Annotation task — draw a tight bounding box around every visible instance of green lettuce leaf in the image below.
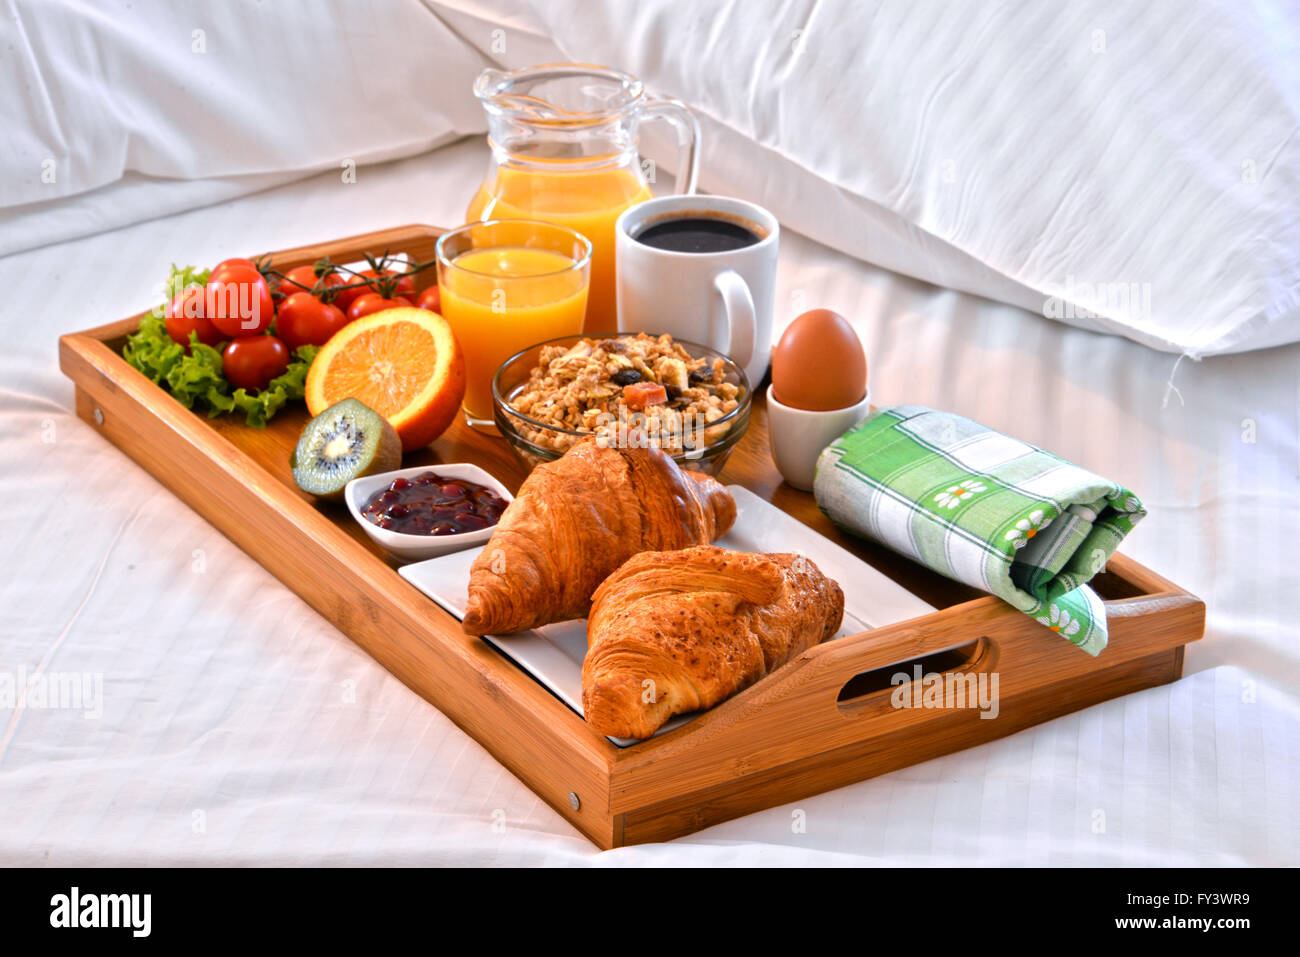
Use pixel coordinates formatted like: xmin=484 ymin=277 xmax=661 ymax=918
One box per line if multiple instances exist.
xmin=149 ymin=263 xmax=212 ymax=319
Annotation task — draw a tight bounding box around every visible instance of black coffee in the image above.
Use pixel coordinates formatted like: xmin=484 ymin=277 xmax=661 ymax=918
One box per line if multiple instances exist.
xmin=635 ymin=216 xmax=761 ymax=253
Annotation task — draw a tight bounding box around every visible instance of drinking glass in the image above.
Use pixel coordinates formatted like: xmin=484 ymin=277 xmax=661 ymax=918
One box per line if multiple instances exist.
xmin=436 ymin=219 xmax=592 ymax=429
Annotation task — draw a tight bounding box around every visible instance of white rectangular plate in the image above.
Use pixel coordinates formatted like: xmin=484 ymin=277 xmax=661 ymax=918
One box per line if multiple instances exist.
xmin=399 ymin=485 xmax=936 ymax=746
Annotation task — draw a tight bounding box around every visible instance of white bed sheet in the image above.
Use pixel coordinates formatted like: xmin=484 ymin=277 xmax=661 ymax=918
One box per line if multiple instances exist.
xmin=0 ymin=139 xmax=1296 ymax=866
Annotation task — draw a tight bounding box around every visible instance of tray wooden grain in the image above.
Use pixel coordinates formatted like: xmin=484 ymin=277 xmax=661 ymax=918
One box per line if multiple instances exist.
xmin=58 ymin=223 xmax=1205 ymax=848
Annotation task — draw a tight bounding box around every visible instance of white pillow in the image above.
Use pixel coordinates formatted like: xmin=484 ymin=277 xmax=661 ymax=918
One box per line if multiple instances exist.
xmin=446 ymin=0 xmax=1300 ymax=356
xmin=0 ymin=0 xmax=490 ymax=252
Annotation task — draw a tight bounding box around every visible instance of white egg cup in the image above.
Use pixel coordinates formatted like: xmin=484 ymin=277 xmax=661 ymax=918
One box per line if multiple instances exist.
xmin=766 ymin=384 xmax=872 ymax=492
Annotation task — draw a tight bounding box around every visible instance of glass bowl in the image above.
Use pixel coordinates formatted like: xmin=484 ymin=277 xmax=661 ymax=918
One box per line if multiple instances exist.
xmin=492 ymin=334 xmax=751 ymax=476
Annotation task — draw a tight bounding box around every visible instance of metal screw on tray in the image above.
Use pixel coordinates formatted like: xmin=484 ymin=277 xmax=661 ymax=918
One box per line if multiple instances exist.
xmin=568 ymin=792 xmax=581 ymax=811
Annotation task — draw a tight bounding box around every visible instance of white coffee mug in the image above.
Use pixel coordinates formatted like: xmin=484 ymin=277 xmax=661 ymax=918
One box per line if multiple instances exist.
xmin=615 ymin=195 xmax=778 ymax=387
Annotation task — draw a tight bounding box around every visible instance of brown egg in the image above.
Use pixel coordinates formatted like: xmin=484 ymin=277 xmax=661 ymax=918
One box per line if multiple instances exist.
xmin=771 ymin=309 xmax=868 ymax=411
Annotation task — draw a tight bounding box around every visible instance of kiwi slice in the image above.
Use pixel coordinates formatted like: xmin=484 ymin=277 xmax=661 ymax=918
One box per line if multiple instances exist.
xmin=291 ymin=398 xmax=402 ymax=501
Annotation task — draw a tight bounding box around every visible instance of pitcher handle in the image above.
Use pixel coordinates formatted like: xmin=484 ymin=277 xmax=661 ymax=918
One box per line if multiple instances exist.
xmin=642 ymin=93 xmax=701 ymax=195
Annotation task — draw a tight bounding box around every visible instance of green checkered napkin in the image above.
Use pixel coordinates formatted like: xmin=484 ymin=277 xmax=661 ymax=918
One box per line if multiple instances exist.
xmin=813 ymin=405 xmax=1146 ymax=655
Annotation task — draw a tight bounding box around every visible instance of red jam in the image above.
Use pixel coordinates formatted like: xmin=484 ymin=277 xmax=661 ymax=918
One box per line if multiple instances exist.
xmin=361 ymin=472 xmax=508 ymax=536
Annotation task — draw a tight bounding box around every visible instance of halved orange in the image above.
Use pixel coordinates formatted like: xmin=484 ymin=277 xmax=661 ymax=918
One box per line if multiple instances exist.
xmin=305 ymin=307 xmax=465 ymax=452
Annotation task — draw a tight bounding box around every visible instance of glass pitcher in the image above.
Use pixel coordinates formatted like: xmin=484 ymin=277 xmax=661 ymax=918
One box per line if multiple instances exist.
xmin=465 ymin=63 xmax=700 ymax=334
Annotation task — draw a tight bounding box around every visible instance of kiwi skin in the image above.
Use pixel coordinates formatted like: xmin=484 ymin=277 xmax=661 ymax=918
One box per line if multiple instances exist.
xmin=292 ymin=398 xmax=402 ymax=502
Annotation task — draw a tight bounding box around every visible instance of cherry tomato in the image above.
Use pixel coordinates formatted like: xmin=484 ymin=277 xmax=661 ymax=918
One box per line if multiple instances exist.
xmin=415 ymin=285 xmax=442 ymax=313
xmin=276 ymin=292 xmax=349 ymax=349
xmin=222 ymin=335 xmax=290 ymax=392
xmin=347 ymin=292 xmax=412 ymax=322
xmin=206 ymin=265 xmax=275 ymax=337
xmin=212 ymin=258 xmax=260 ymax=280
xmin=330 ymin=275 xmax=372 ymax=315
xmin=360 ymin=267 xmax=415 ymax=300
xmin=164 ymin=285 xmax=224 ymax=348
xmin=276 ymin=265 xmax=343 ymax=301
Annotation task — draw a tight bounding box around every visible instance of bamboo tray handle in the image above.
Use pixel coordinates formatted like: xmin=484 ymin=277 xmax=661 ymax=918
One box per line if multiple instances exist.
xmin=627 ymin=580 xmax=1203 ymax=776
xmin=817 ymin=587 xmax=1200 ymax=715
xmin=810 ymin=599 xmax=1008 ymax=717
xmin=789 ymin=553 xmax=1203 ymax=709
xmin=611 ymin=584 xmax=1204 ymax=828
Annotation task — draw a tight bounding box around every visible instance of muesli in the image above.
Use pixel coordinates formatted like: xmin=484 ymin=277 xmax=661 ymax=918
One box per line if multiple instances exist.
xmin=507 ymin=333 xmax=744 ymax=454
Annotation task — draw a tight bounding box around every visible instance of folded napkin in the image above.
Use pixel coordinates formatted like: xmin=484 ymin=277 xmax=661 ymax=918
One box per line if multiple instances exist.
xmin=813 ymin=405 xmax=1147 ymax=655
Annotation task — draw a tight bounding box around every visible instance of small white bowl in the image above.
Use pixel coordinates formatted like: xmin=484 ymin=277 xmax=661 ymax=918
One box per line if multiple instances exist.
xmin=344 ymin=463 xmax=514 ymax=563
xmin=766 ymin=384 xmax=872 ymax=492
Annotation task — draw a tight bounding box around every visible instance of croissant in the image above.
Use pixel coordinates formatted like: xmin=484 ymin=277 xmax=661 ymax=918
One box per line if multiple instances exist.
xmin=582 ymin=545 xmax=845 ymax=739
xmin=461 ymin=438 xmax=737 ymax=635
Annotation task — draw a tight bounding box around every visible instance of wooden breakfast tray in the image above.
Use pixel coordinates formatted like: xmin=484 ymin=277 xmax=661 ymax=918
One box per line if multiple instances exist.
xmin=58 ymin=224 xmax=1205 ymax=849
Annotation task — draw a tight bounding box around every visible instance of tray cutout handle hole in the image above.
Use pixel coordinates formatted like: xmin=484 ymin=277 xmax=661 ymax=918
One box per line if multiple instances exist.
xmin=836 ymin=636 xmax=995 ymax=709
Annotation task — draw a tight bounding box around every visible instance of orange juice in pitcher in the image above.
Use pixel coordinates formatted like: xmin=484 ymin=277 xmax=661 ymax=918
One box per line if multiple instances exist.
xmin=466 ymin=65 xmax=700 ymax=334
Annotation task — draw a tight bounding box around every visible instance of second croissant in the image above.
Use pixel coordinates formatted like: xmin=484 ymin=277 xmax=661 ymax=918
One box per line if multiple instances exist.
xmin=582 ymin=545 xmax=845 ymax=739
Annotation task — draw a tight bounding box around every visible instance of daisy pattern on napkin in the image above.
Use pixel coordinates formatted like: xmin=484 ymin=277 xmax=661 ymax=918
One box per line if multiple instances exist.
xmin=934 ymin=479 xmax=986 ymax=509
xmin=1005 ymin=509 xmax=1052 ymax=550
xmin=1036 ymin=604 xmax=1080 ymax=638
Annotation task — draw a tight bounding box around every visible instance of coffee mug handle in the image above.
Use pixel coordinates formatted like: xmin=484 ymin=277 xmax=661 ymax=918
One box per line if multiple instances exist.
xmin=712 ymin=269 xmax=755 ymax=369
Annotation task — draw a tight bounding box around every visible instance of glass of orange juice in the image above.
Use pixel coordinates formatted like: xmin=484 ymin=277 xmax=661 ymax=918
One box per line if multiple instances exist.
xmin=436 ymin=219 xmax=592 ymax=429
